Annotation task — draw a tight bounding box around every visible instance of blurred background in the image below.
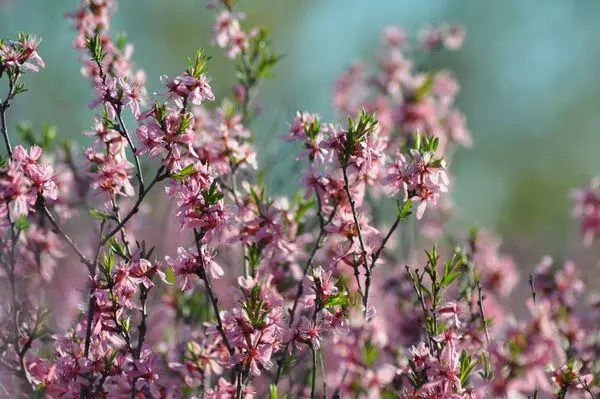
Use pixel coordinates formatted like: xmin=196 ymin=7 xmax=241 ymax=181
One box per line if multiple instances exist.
xmin=3 ymin=0 xmax=600 ymax=271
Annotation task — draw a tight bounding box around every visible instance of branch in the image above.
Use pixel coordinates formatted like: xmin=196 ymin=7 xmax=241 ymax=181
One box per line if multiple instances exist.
xmin=39 ymin=202 xmax=93 ymax=271
xmin=116 ymin=111 xmax=144 ymax=194
xmin=274 ymin=199 xmax=339 ymax=384
xmin=193 ymin=228 xmax=235 ymax=356
xmin=476 ymin=281 xmax=491 ymax=346
xmin=363 ymin=214 xmax=402 ymax=313
xmin=100 ymin=168 xmax=167 ymax=247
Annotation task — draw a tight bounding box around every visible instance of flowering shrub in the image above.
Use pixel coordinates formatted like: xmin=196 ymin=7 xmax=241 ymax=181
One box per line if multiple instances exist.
xmin=0 ymin=1 xmax=599 ymax=398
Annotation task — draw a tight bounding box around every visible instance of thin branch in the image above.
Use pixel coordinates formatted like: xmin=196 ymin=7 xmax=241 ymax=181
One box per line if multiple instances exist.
xmin=274 ymin=200 xmax=339 ymax=384
xmin=116 ymin=111 xmax=144 ymax=194
xmin=100 ymin=168 xmax=167 ymax=247
xmin=476 ymin=281 xmax=491 ymax=346
xmin=193 ymin=228 xmax=235 ymax=356
xmin=310 ymin=344 xmax=317 ymax=399
xmin=528 ymin=274 xmax=536 ymax=306
xmin=341 ymin=166 xmax=366 ymax=262
xmin=40 ymin=203 xmax=93 ymax=271
xmin=0 ymin=74 xmax=16 ymax=158
xmin=363 ymin=214 xmax=402 ymax=313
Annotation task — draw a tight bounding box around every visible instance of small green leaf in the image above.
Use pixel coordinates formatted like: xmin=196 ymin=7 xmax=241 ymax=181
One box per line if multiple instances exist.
xmin=15 ymin=214 xmax=30 ymax=231
xmin=396 ymin=200 xmax=412 ymax=220
xmin=414 ymin=71 xmax=436 ymax=101
xmin=269 ymin=384 xmax=278 ymax=399
xmin=171 ymin=164 xmax=196 ymax=180
xmin=89 ymin=208 xmax=112 ymax=221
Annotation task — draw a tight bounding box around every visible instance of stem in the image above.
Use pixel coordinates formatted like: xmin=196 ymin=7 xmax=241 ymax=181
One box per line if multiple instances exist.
xmin=341 ymin=166 xmax=366 ymax=260
xmin=100 ymin=168 xmax=167 ymax=246
xmin=319 ymin=350 xmax=327 ymax=398
xmin=274 ymin=200 xmax=339 ymax=384
xmin=476 ymin=281 xmax=491 ymax=346
xmin=310 ymin=344 xmax=317 ymax=399
xmin=135 ymin=286 xmax=148 ymax=359
xmin=528 ymin=274 xmax=536 ymax=306
xmin=0 ymin=103 xmax=12 ymax=158
xmin=363 ymin=215 xmax=402 ymax=314
xmin=39 ymin=202 xmax=93 ymax=271
xmin=0 ymin=73 xmax=16 ymax=158
xmin=116 ymin=111 xmax=144 ymax=194
xmin=193 ymin=229 xmax=235 ymax=356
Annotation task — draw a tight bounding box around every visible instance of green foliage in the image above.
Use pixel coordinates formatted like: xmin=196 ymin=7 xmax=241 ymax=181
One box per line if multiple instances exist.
xmin=187 ymin=48 xmax=210 ymax=79
xmin=15 ymin=214 xmax=30 ymax=231
xmin=16 ymin=123 xmax=57 ymax=151
xmin=202 ymin=180 xmax=224 ymax=205
xmin=339 ymin=109 xmax=378 ymax=167
xmin=85 ymin=34 xmax=107 ymax=63
xmin=459 ymin=349 xmax=478 ymax=386
xmin=171 ymin=164 xmax=196 ymax=180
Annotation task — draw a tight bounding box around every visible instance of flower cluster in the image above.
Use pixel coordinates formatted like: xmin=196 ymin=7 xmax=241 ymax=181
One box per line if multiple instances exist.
xmin=1 ymin=2 xmax=600 ymax=399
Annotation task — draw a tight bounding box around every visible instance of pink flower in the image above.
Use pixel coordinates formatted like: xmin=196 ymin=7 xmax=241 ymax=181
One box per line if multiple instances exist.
xmin=212 ymin=11 xmax=243 ymax=48
xmin=165 ymin=247 xmax=202 ymax=291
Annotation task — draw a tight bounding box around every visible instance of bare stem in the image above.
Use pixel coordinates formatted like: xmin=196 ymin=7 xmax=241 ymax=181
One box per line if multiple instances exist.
xmin=476 ymin=281 xmax=491 ymax=346
xmin=116 ymin=111 xmax=144 ymax=194
xmin=363 ymin=214 xmax=402 ymax=314
xmin=40 ymin=203 xmax=94 ymax=271
xmin=100 ymin=168 xmax=167 ymax=247
xmin=274 ymin=200 xmax=339 ymax=384
xmin=310 ymin=344 xmax=317 ymax=399
xmin=193 ymin=229 xmax=235 ymax=356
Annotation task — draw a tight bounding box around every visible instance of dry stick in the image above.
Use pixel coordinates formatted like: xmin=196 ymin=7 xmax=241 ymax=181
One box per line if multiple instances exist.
xmin=0 ymin=74 xmax=16 ymax=159
xmin=310 ymin=344 xmax=317 ymax=399
xmin=274 ymin=199 xmax=339 ymax=384
xmin=476 ymin=281 xmax=491 ymax=346
xmin=116 ymin=111 xmax=144 ymax=194
xmin=363 ymin=214 xmax=402 ymax=314
xmin=0 ymin=103 xmax=13 ymax=159
xmin=100 ymin=169 xmax=167 ymax=246
xmin=341 ymin=166 xmax=375 ymax=315
xmin=193 ymin=229 xmax=245 ymax=396
xmin=41 ymin=205 xmax=94 ymax=270
xmin=319 ymin=350 xmax=327 ymax=399
xmin=528 ymin=274 xmax=536 ymax=306
xmin=193 ymin=228 xmax=235 ymax=355
xmin=341 ymin=166 xmax=367 ymax=262
xmin=405 ymin=266 xmax=435 ymax=349
xmin=579 ymin=377 xmax=597 ymax=399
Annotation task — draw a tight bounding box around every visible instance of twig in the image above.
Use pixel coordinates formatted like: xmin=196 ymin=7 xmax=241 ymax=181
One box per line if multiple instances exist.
xmin=310 ymin=344 xmax=317 ymax=399
xmin=476 ymin=281 xmax=491 ymax=346
xmin=528 ymin=274 xmax=536 ymax=306
xmin=363 ymin=214 xmax=402 ymax=313
xmin=274 ymin=201 xmax=339 ymax=384
xmin=116 ymin=111 xmax=144 ymax=194
xmin=193 ymin=228 xmax=235 ymax=356
xmin=100 ymin=168 xmax=167 ymax=246
xmin=40 ymin=203 xmax=94 ymax=271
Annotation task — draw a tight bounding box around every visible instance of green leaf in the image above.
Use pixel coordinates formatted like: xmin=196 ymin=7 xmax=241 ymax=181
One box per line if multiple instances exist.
xmin=15 ymin=214 xmax=30 ymax=231
xmin=89 ymin=208 xmax=112 ymax=221
xmin=42 ymin=124 xmax=57 ymax=151
xmin=414 ymin=71 xmax=436 ymax=101
xmin=396 ymin=200 xmax=413 ymax=220
xmin=324 ymin=293 xmax=349 ymax=309
xmin=187 ymin=48 xmax=211 ymax=79
xmin=85 ymin=34 xmax=106 ymax=63
xmin=115 ymin=33 xmax=128 ymax=52
xmin=363 ymin=342 xmax=379 ymax=367
xmin=269 ymin=384 xmax=278 ymax=399
xmin=442 ymin=270 xmax=461 ymax=288
xmin=171 ymin=164 xmax=196 ymax=181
